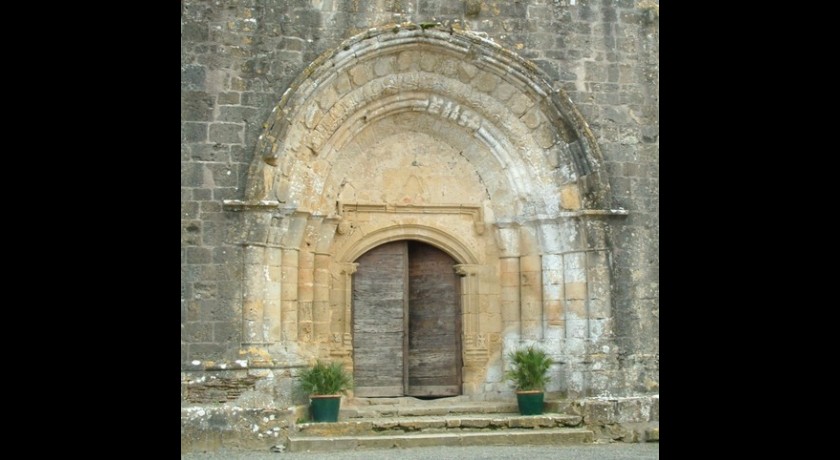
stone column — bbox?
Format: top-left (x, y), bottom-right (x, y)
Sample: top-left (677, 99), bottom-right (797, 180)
top-left (221, 202), bottom-right (290, 365)
top-left (455, 264), bottom-right (484, 358)
top-left (263, 215), bottom-right (288, 344)
top-left (264, 245), bottom-right (283, 342)
top-left (242, 244), bottom-right (266, 344)
top-left (542, 252), bottom-right (565, 337)
top-left (297, 246), bottom-right (314, 343)
top-left (330, 262), bottom-right (357, 357)
top-left (496, 225), bottom-right (521, 346)
top-left (314, 218), bottom-right (340, 346)
top-left (586, 249), bottom-right (612, 340)
top-left (563, 251), bottom-right (588, 349)
top-left (519, 253), bottom-right (543, 341)
top-left (279, 213), bottom-right (308, 343)
top-left (280, 247), bottom-right (299, 342)
top-left (313, 252), bottom-right (331, 343)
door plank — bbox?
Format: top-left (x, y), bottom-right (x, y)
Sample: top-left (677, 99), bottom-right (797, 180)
top-left (352, 241), bottom-right (407, 397)
top-left (407, 242), bottom-right (462, 397)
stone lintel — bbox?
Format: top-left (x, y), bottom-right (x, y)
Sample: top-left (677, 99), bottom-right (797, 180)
top-left (339, 202), bottom-right (484, 234)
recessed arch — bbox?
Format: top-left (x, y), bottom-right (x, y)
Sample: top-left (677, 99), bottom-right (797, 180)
top-left (230, 24), bottom-right (623, 400)
top-left (245, 25), bottom-right (613, 214)
top-left (338, 223), bottom-right (479, 266)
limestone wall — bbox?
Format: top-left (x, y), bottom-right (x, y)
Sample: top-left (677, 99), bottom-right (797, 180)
top-left (182, 0), bottom-right (659, 402)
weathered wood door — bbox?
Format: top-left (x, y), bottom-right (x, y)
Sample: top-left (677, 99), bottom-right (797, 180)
top-left (352, 241), bottom-right (461, 397)
top-left (407, 242), bottom-right (462, 396)
top-left (352, 241), bottom-right (407, 397)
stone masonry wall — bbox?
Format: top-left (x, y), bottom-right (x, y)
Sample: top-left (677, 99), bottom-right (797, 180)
top-left (181, 0), bottom-right (659, 397)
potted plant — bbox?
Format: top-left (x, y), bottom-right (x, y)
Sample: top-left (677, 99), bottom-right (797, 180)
top-left (504, 345), bottom-right (552, 415)
top-left (298, 360), bottom-right (353, 422)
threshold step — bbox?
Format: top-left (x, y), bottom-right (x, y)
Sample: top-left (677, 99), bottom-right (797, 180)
top-left (287, 428), bottom-right (594, 452)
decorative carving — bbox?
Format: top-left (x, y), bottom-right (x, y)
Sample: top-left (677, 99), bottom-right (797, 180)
top-left (336, 218), bottom-right (351, 235)
top-left (454, 264), bottom-right (479, 277)
top-left (339, 202), bottom-right (485, 235)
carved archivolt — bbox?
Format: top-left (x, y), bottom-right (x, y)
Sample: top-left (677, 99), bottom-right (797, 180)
top-left (245, 26), bottom-right (613, 220)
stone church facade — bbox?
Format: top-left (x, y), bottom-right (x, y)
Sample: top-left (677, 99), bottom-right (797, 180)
top-left (181, 0), bottom-right (658, 407)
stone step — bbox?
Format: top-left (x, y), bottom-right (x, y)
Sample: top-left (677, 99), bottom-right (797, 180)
top-left (339, 396), bottom-right (573, 418)
top-left (287, 428), bottom-right (594, 452)
top-left (296, 413), bottom-right (584, 437)
top-left (341, 401), bottom-right (520, 418)
top-left (289, 397), bottom-right (594, 452)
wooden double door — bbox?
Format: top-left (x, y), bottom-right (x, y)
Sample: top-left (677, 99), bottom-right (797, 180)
top-left (352, 241), bottom-right (462, 397)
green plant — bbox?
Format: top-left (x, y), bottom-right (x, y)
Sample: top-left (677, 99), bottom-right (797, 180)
top-left (299, 360), bottom-right (353, 395)
top-left (504, 346), bottom-right (552, 391)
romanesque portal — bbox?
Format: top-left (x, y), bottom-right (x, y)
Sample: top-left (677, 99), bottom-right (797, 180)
top-left (225, 26), bottom-right (625, 398)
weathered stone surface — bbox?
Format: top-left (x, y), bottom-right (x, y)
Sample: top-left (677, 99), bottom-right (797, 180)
top-left (582, 400), bottom-right (616, 424)
top-left (181, 0), bottom-right (659, 430)
top-left (509, 416), bottom-right (553, 428)
top-left (182, 91), bottom-right (214, 121)
top-left (209, 123), bottom-right (243, 144)
top-left (460, 418), bottom-right (491, 428)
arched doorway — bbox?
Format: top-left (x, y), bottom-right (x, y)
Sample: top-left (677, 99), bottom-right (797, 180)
top-left (352, 240), bottom-right (462, 397)
top-left (231, 25), bottom-right (624, 398)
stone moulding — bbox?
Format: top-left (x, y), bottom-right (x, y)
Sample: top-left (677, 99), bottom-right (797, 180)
top-left (339, 202), bottom-right (486, 234)
top-left (247, 25), bottom-right (613, 211)
top-left (222, 200), bottom-right (286, 212)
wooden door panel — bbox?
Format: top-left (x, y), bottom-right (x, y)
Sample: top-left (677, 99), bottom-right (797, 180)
top-left (407, 242), bottom-right (461, 397)
top-left (352, 241), bottom-right (407, 397)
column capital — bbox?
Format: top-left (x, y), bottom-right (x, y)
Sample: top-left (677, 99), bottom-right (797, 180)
top-left (453, 263), bottom-right (480, 277)
top-left (340, 262), bottom-right (358, 276)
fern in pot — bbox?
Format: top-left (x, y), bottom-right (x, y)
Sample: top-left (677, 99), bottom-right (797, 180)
top-left (504, 345), bottom-right (552, 415)
top-left (298, 360), bottom-right (353, 422)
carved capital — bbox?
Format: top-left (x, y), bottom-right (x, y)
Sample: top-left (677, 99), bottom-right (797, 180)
top-left (453, 263), bottom-right (479, 277)
top-left (340, 263), bottom-right (359, 276)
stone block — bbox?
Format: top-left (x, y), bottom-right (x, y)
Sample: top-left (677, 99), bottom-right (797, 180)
top-left (190, 144), bottom-right (229, 162)
top-left (349, 63), bottom-right (373, 86)
top-left (218, 106), bottom-right (258, 123)
top-left (189, 343), bottom-right (226, 360)
top-left (217, 92), bottom-right (240, 105)
top-left (200, 299), bottom-right (230, 322)
top-left (583, 400), bottom-right (616, 424)
top-left (616, 398), bottom-right (643, 423)
top-left (182, 64), bottom-right (206, 90)
top-left (473, 71), bottom-right (499, 93)
top-left (214, 321), bottom-right (240, 343)
top-left (182, 122), bottom-right (208, 143)
top-left (394, 433), bottom-right (461, 448)
top-left (192, 188), bottom-right (212, 200)
top-left (181, 162), bottom-right (204, 188)
top-left (181, 322), bottom-right (213, 343)
top-left (182, 91), bottom-right (214, 121)
top-left (187, 247), bottom-right (212, 264)
top-left (354, 436), bottom-right (399, 449)
top-left (209, 123), bottom-right (243, 144)
top-left (400, 419), bottom-right (446, 430)
top-left (289, 437), bottom-right (357, 452)
top-left (460, 418), bottom-right (490, 428)
top-left (182, 21), bottom-right (208, 42)
top-left (204, 163), bottom-right (240, 187)
top-left (509, 416), bottom-right (552, 428)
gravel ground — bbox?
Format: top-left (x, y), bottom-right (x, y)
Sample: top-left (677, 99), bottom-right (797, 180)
top-left (182, 442), bottom-right (660, 460)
